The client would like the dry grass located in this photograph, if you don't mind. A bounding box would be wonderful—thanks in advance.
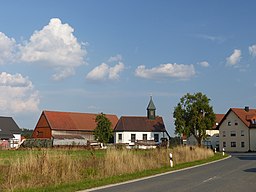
[0,146,213,191]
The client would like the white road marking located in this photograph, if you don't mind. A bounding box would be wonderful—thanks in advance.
[203,176,217,183]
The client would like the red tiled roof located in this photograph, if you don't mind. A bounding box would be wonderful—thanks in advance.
[43,111,118,131]
[213,114,225,129]
[114,116,166,132]
[231,108,256,127]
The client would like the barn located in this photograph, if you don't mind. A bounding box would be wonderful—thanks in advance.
[32,111,118,146]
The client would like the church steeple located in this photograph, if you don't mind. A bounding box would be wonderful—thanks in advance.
[147,96,156,120]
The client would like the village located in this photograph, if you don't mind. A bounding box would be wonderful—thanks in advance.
[1,95,256,153]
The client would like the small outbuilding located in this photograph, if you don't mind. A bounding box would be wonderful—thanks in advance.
[32,111,118,146]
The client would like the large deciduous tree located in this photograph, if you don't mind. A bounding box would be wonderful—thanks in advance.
[173,92,215,146]
[94,113,113,144]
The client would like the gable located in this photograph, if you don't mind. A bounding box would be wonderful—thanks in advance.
[36,113,50,128]
[217,108,256,130]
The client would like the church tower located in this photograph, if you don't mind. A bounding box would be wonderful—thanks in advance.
[147,96,156,120]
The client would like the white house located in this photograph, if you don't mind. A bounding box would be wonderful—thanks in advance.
[218,107,256,152]
[114,97,169,148]
[0,116,21,149]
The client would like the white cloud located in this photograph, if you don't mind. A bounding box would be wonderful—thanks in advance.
[86,63,109,80]
[109,62,125,80]
[86,55,125,81]
[86,62,125,81]
[0,72,39,113]
[226,49,241,66]
[0,32,16,65]
[249,44,256,57]
[108,54,122,62]
[20,18,87,80]
[135,63,196,80]
[198,61,209,67]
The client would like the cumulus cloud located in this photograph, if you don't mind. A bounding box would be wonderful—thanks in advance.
[198,61,209,67]
[226,49,241,66]
[86,55,125,81]
[0,72,39,113]
[249,44,256,57]
[0,32,16,65]
[20,18,86,80]
[135,63,196,80]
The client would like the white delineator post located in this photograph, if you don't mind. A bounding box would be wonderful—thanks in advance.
[222,148,225,156]
[169,153,173,167]
[214,148,216,153]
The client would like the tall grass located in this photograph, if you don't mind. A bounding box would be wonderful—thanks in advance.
[0,146,213,191]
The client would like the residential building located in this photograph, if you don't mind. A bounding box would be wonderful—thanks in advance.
[32,111,118,146]
[114,97,169,148]
[218,107,256,152]
[0,116,21,149]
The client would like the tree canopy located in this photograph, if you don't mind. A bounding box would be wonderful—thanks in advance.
[94,113,113,144]
[173,92,215,146]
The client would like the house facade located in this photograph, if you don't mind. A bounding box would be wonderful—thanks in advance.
[32,111,118,146]
[114,97,169,148]
[0,116,21,149]
[218,107,256,152]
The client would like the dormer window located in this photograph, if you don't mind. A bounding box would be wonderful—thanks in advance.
[251,119,256,124]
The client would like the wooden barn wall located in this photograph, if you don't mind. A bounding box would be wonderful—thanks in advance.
[32,113,52,139]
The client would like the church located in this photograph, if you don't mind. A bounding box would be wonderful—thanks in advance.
[114,97,169,148]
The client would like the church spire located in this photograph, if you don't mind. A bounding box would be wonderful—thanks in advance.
[147,96,156,120]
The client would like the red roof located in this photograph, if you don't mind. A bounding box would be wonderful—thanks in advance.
[231,108,256,127]
[213,114,225,129]
[43,111,118,131]
[114,116,166,132]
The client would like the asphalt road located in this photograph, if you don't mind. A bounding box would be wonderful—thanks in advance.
[84,153,256,192]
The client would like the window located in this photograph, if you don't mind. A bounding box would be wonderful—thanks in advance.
[143,134,147,141]
[231,131,236,137]
[223,131,226,137]
[241,142,245,148]
[118,134,122,141]
[37,131,43,137]
[235,122,238,126]
[223,142,226,148]
[228,121,231,126]
[241,130,245,136]
[131,134,136,142]
[231,142,236,147]
[154,134,159,142]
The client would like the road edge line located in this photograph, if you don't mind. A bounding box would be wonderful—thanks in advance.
[79,155,231,192]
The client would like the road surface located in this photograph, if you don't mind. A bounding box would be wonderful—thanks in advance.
[83,153,256,192]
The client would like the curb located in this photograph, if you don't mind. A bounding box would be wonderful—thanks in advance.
[79,155,231,192]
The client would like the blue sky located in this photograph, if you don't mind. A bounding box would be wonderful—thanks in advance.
[0,1,256,136]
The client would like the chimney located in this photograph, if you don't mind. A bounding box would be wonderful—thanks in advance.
[245,106,249,112]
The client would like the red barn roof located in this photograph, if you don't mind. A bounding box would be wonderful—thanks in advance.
[42,111,118,131]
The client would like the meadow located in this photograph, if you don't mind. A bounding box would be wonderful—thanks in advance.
[0,146,217,192]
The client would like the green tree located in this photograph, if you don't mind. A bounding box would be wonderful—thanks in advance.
[173,92,215,146]
[94,113,113,144]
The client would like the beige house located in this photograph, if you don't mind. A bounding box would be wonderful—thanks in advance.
[218,107,256,152]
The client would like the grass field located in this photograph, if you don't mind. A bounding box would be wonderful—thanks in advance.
[0,146,225,192]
